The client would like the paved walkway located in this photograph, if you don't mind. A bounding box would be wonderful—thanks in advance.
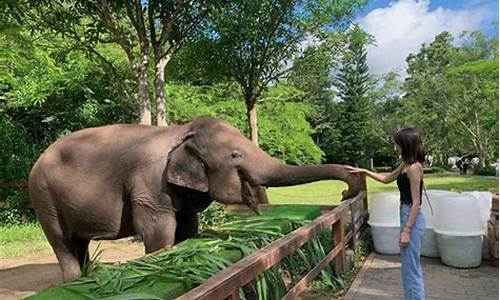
[344,253,498,300]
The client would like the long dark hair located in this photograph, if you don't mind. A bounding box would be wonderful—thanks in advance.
[393,128,425,164]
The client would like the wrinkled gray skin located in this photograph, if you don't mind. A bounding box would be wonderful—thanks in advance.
[29,116,362,282]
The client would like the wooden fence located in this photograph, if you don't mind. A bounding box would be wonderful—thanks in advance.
[177,189,368,300]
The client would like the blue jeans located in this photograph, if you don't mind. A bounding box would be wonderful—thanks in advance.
[400,204,426,300]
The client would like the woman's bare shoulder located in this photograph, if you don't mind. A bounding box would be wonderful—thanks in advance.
[406,163,423,178]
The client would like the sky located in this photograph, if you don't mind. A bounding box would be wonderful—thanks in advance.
[355,0,499,75]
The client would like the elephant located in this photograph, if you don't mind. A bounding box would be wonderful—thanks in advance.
[28,116,362,282]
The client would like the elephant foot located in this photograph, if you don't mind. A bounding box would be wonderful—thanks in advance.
[58,255,82,282]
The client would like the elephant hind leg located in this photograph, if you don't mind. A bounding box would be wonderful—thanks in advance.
[35,209,89,280]
[31,181,88,281]
[48,236,85,282]
[48,234,89,281]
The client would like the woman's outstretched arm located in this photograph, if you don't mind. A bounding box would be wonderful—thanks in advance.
[345,162,404,184]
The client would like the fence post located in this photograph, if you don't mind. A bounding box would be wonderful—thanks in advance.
[360,174,368,216]
[350,202,357,255]
[332,218,346,275]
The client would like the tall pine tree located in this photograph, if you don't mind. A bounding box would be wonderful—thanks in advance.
[330,25,373,166]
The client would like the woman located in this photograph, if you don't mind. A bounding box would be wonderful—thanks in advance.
[346,128,426,300]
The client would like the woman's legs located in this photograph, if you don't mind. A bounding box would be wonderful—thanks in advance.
[400,204,426,300]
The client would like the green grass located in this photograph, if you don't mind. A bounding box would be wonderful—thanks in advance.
[268,175,498,205]
[0,223,49,258]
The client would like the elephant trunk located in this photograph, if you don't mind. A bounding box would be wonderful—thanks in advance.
[254,162,364,200]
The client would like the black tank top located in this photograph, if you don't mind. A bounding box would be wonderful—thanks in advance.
[396,172,423,206]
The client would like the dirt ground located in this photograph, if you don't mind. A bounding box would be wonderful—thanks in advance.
[0,238,145,300]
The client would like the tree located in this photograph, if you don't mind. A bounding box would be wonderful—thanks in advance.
[445,59,499,168]
[330,25,374,166]
[204,0,365,144]
[369,72,406,166]
[20,0,223,125]
[287,34,342,155]
[402,31,498,169]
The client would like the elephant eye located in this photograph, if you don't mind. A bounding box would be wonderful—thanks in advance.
[231,150,242,159]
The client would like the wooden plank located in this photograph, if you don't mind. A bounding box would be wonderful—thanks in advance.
[345,230,353,243]
[355,231,362,243]
[333,217,346,276]
[224,290,240,300]
[177,191,366,300]
[350,202,358,252]
[282,243,344,300]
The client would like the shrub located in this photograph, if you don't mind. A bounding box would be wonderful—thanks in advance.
[424,166,447,174]
[372,166,392,172]
[0,190,35,226]
[197,202,227,232]
[476,164,497,176]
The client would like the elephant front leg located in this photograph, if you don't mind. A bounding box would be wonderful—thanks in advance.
[175,212,198,244]
[132,205,177,254]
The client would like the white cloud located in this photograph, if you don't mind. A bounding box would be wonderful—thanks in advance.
[357,0,489,76]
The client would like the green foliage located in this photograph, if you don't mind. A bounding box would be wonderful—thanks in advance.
[0,117,38,180]
[476,164,497,176]
[399,31,499,168]
[329,25,374,166]
[173,0,366,143]
[197,202,227,233]
[30,209,325,300]
[0,28,136,223]
[308,223,373,296]
[166,83,323,164]
[287,33,347,161]
[424,166,447,174]
[0,190,33,225]
[368,72,405,166]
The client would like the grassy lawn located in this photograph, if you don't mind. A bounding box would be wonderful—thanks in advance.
[0,175,497,259]
[268,174,498,205]
[0,224,49,259]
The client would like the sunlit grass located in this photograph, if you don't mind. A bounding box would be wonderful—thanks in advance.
[268,175,498,205]
[0,224,50,258]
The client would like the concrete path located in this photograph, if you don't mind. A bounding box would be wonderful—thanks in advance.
[344,253,498,300]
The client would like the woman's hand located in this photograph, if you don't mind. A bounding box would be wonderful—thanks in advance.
[345,165,366,174]
[399,230,411,248]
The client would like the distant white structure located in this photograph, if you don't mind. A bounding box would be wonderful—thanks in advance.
[448,156,460,169]
[424,155,433,168]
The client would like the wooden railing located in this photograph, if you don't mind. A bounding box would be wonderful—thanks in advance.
[177,189,368,300]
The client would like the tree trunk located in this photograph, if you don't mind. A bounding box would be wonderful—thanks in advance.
[245,96,267,202]
[155,59,168,126]
[246,101,258,145]
[137,65,151,125]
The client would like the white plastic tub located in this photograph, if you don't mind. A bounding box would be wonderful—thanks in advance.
[420,190,460,258]
[368,192,401,254]
[433,193,485,268]
[462,191,492,259]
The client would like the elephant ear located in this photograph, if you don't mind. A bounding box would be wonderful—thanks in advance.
[166,143,209,193]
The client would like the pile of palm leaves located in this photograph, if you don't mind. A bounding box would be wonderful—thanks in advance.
[28,208,343,300]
